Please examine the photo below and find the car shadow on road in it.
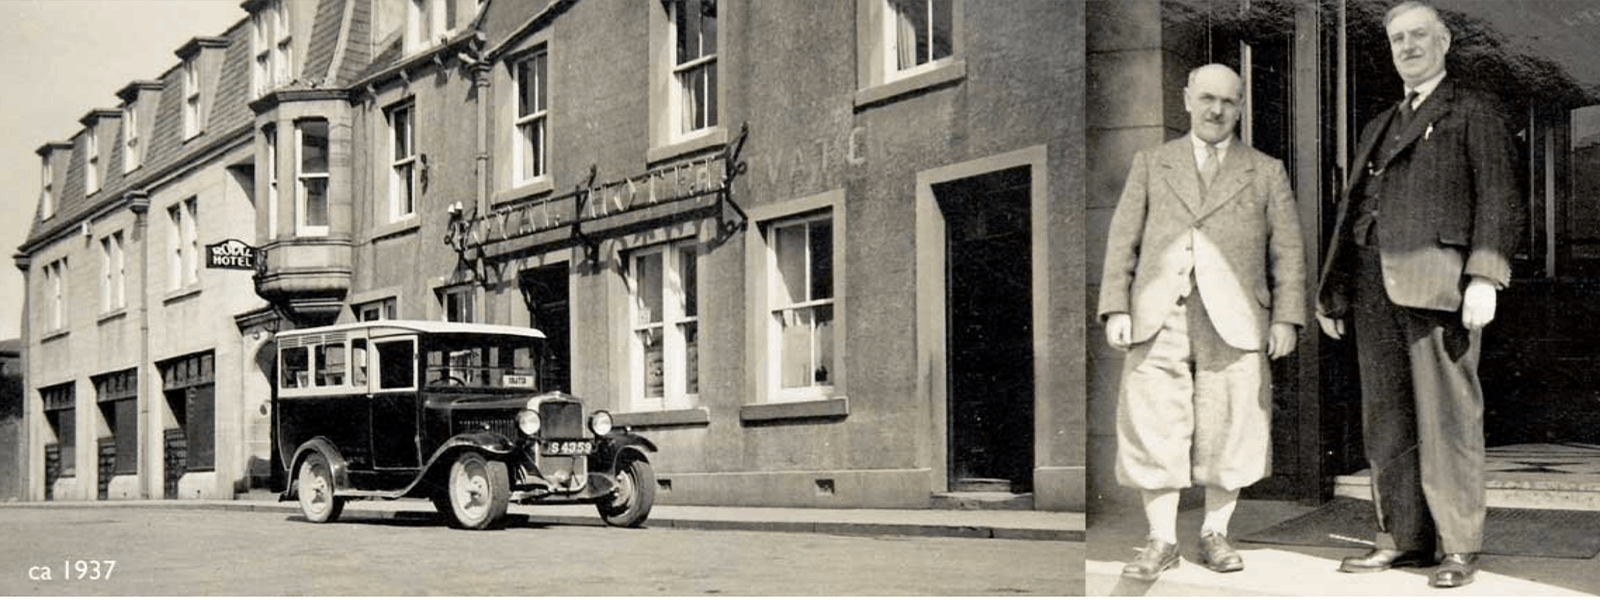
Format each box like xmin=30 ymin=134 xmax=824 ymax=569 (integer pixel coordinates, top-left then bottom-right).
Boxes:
xmin=283 ymin=512 xmax=557 ymax=530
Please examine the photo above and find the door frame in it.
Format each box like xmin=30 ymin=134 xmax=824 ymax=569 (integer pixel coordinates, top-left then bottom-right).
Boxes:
xmin=914 ymin=145 xmax=1050 ymax=494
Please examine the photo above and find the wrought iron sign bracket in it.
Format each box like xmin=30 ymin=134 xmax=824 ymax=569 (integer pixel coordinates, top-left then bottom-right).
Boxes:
xmin=444 ymin=202 xmax=491 ymax=283
xmin=715 ymin=122 xmax=752 ymax=242
xmin=571 ymin=165 xmax=601 ymax=269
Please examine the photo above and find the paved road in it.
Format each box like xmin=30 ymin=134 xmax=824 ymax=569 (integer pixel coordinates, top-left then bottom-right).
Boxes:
xmin=0 ymin=508 xmax=1082 ymax=596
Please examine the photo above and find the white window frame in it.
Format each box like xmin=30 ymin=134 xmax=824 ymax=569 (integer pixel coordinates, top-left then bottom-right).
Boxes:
xmin=512 ymin=49 xmax=549 ymax=185
xmin=185 ymin=198 xmax=199 ymax=287
xmin=264 ymin=125 xmax=279 ymax=240
xmin=667 ymin=0 xmax=718 ymax=139
xmin=183 ymin=57 xmax=201 ymax=139
xmin=40 ymin=156 xmax=54 ymax=220
xmin=406 ymin=0 xmax=451 ymax=54
xmin=626 ymin=242 xmax=700 ymax=412
xmin=100 ymin=231 xmax=125 ymax=313
xmin=85 ymin=127 xmax=99 ymax=194
xmin=765 ymin=212 xmax=837 ymax=402
xmin=439 ymin=286 xmax=475 ymax=323
xmin=168 ymin=203 xmax=183 ymax=291
xmin=122 ymin=104 xmax=140 ymax=173
xmin=252 ymin=9 xmax=270 ymax=97
xmin=388 ymin=102 xmax=417 ymax=221
xmin=168 ymin=199 xmax=199 ymax=290
xmin=273 ymin=1 xmax=293 ymax=88
xmin=45 ymin=258 xmax=68 ymax=332
xmin=882 ymin=0 xmax=956 ymax=81
xmin=295 ymin=119 xmax=330 ymax=236
xmin=357 ymin=297 xmax=398 ymax=321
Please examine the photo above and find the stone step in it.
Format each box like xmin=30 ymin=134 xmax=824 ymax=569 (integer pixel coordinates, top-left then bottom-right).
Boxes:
xmin=930 ymin=492 xmax=1034 ymax=511
xmin=1335 ymin=471 xmax=1600 ymax=511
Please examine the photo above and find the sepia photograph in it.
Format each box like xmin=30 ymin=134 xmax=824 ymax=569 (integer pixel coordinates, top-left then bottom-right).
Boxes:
xmin=1084 ymin=0 xmax=1600 ymax=596
xmin=8 ymin=0 xmax=1600 ymax=597
xmin=0 ymin=0 xmax=1083 ymax=596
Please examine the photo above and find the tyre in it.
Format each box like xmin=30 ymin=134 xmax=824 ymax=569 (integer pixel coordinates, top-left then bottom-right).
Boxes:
xmin=598 ymin=459 xmax=655 ymax=528
xmin=296 ymin=451 xmax=344 ymax=523
xmin=430 ymin=490 xmax=459 ymax=527
xmin=446 ymin=451 xmax=510 ymax=530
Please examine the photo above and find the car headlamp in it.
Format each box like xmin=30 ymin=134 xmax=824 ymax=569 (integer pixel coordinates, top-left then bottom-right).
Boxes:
xmin=516 ymin=410 xmax=541 ymax=435
xmin=589 ymin=410 xmax=613 ymax=436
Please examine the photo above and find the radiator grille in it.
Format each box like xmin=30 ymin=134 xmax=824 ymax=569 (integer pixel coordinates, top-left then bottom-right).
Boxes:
xmin=457 ymin=415 xmax=517 ymax=440
xmin=539 ymin=401 xmax=585 ymax=439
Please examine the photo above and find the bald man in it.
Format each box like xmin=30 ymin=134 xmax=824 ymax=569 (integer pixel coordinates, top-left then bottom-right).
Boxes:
xmin=1099 ymin=63 xmax=1305 ymax=581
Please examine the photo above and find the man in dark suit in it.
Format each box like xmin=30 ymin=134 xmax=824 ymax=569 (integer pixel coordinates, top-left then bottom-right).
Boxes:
xmin=1315 ymin=1 xmax=1522 ymax=589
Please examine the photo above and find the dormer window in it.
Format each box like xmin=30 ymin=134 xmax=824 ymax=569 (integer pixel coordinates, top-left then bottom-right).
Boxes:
xmin=252 ymin=0 xmax=292 ymax=97
xmin=40 ymin=156 xmax=54 ymax=220
xmin=122 ymin=104 xmax=140 ymax=173
xmin=406 ymin=0 xmax=459 ymax=54
xmin=183 ymin=57 xmax=202 ymax=138
xmin=85 ymin=127 xmax=100 ymax=194
xmin=274 ymin=2 xmax=293 ymax=87
xmin=252 ymin=9 xmax=270 ymax=97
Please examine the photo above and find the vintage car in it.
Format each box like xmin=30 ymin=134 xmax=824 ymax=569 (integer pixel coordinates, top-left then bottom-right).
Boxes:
xmin=271 ymin=320 xmax=656 ymax=529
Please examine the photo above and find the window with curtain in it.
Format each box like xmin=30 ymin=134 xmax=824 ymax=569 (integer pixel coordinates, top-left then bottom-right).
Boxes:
xmin=514 ymin=49 xmax=548 ymax=184
xmin=296 ymin=119 xmax=329 ymax=234
xmin=670 ymin=0 xmax=718 ymax=135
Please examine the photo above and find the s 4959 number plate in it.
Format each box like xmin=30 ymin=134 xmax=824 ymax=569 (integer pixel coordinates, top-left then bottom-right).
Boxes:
xmin=543 ymin=440 xmax=593 ymax=455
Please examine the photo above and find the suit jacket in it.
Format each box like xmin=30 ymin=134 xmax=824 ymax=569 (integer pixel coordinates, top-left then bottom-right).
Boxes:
xmin=1099 ymin=136 xmax=1307 ymax=351
xmin=1317 ymin=78 xmax=1522 ymax=317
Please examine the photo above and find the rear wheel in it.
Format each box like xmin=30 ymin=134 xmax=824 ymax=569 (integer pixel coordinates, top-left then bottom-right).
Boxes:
xmin=598 ymin=459 xmax=655 ymax=528
xmin=296 ymin=451 xmax=344 ymax=523
xmin=447 ymin=451 xmax=510 ymax=530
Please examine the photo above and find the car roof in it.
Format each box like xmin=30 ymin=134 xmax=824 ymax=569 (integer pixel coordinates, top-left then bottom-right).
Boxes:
xmin=276 ymin=320 xmax=546 ymax=341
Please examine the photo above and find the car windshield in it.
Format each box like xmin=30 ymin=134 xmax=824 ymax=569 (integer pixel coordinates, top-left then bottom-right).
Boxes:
xmin=423 ymin=334 xmax=542 ymax=390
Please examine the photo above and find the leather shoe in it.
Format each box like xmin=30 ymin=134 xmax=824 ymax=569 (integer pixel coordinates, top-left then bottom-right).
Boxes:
xmin=1338 ymin=548 xmax=1438 ymax=573
xmin=1121 ymin=538 xmax=1180 ymax=581
xmin=1198 ymin=531 xmax=1244 ymax=572
xmin=1431 ymin=553 xmax=1478 ymax=588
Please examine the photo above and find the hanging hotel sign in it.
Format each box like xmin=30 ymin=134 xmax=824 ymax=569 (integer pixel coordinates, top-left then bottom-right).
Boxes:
xmin=446 ymin=124 xmax=750 ymax=268
xmin=205 ymin=238 xmax=258 ymax=270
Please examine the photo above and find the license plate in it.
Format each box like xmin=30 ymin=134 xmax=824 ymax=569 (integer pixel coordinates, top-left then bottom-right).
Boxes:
xmin=543 ymin=440 xmax=593 ymax=455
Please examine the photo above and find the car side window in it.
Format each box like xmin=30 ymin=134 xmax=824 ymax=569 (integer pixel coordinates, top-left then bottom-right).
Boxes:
xmin=376 ymin=339 xmax=416 ymax=390
xmin=317 ymin=343 xmax=347 ymax=387
xmin=352 ymin=339 xmax=369 ymax=387
xmin=281 ymin=346 xmax=309 ymax=389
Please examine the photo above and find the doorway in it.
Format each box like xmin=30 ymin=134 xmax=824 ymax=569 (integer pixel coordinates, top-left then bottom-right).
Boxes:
xmin=934 ymin=166 xmax=1034 ymax=493
xmin=520 ymin=264 xmax=571 ymax=394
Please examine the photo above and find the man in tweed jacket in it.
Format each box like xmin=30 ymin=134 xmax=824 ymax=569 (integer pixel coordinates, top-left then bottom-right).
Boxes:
xmin=1099 ymin=63 xmax=1306 ymax=581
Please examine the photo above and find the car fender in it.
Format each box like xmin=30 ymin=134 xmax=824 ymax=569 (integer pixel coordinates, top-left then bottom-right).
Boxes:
xmin=287 ymin=438 xmax=352 ymax=496
xmin=414 ymin=431 xmax=520 ymax=489
xmin=593 ymin=431 xmax=657 ymax=473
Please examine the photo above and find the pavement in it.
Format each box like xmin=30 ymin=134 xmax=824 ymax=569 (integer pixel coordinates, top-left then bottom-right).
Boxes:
xmin=1086 ymin=499 xmax=1600 ymax=596
xmin=0 ymin=495 xmax=1084 ymax=543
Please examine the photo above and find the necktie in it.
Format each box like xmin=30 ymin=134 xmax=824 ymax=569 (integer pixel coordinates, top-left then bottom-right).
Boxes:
xmin=1400 ymin=91 xmax=1419 ymax=127
xmin=1200 ymin=144 xmax=1220 ymax=193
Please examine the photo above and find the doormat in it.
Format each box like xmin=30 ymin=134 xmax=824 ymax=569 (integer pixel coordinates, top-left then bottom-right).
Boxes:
xmin=1238 ymin=496 xmax=1600 ymax=559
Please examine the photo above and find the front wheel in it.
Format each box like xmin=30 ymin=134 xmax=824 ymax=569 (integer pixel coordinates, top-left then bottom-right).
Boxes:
xmin=296 ymin=451 xmax=344 ymax=523
xmin=598 ymin=459 xmax=655 ymax=528
xmin=446 ymin=451 xmax=510 ymax=530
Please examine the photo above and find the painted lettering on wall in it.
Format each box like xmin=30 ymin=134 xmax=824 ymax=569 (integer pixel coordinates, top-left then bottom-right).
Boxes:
xmin=745 ymin=126 xmax=867 ymax=194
